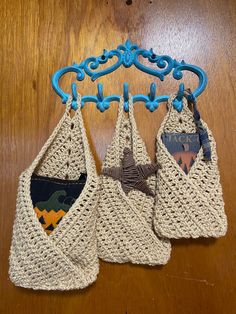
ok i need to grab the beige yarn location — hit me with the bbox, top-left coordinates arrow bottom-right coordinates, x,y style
9,96 -> 99,290
153,94 -> 227,239
97,96 -> 171,265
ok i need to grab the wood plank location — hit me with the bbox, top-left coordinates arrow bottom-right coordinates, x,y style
0,0 -> 236,313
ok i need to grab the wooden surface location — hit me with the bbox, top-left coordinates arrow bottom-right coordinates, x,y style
1,0 -> 236,313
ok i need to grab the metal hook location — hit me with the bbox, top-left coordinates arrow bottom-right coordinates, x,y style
176,83 -> 185,101
71,83 -> 78,110
123,82 -> 129,112
173,83 -> 185,112
97,83 -> 104,101
146,82 -> 159,112
149,82 -> 157,101
96,83 -> 109,112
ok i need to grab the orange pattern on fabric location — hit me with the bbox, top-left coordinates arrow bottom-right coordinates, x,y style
173,151 -> 197,173
34,207 -> 67,235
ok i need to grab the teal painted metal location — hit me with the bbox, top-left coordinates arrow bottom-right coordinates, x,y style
52,40 -> 208,112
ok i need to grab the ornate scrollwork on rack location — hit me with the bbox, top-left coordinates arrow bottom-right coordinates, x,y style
52,40 -> 208,112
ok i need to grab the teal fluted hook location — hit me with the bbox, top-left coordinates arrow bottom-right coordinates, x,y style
71,83 -> 78,110
123,83 -> 129,112
173,83 -> 185,112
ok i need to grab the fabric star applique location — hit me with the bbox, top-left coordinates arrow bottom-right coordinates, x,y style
102,147 -> 160,196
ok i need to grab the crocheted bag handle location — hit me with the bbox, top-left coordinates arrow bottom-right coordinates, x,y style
164,93 -> 211,161
114,94 -> 135,135
113,94 -> 147,161
74,93 -> 98,175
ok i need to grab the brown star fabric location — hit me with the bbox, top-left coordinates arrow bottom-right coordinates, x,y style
102,147 -> 160,196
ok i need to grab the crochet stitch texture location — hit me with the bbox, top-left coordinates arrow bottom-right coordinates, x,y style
97,96 -> 171,265
9,97 -> 99,290
153,95 -> 227,239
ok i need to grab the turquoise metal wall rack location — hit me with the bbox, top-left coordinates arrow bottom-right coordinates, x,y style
52,40 -> 208,112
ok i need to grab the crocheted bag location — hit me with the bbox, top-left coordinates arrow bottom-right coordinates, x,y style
97,96 -> 171,265
9,96 -> 99,290
153,94 -> 227,239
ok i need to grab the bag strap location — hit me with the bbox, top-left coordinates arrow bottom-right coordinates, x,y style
185,89 -> 211,161
164,92 -> 211,161
72,94 -> 98,176
113,94 -> 137,152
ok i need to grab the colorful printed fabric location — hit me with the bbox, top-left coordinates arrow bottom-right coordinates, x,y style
31,173 -> 87,234
161,133 -> 201,174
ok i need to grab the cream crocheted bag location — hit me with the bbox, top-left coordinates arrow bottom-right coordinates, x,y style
97,96 -> 171,265
153,94 -> 227,239
9,96 -> 99,290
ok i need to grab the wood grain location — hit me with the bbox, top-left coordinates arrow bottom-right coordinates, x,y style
1,0 -> 236,313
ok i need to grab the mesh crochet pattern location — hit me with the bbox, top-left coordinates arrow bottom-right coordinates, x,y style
97,96 -> 171,265
153,94 -> 227,239
9,96 -> 100,290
